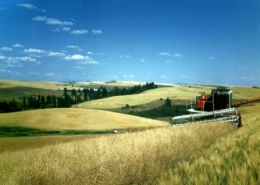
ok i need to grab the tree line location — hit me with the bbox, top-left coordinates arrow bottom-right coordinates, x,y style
0,82 -> 158,113
83,82 -> 157,100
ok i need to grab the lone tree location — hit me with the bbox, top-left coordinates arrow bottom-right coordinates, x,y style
164,97 -> 172,107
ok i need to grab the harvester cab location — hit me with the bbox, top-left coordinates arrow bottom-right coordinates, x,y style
172,87 -> 260,126
195,87 -> 232,112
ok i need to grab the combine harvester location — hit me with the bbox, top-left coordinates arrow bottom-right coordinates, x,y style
171,87 -> 260,126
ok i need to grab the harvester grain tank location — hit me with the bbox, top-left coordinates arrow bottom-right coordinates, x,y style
172,87 -> 260,125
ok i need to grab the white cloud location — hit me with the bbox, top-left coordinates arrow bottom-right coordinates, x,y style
63,54 -> 98,64
180,75 -> 192,79
67,45 -> 79,49
91,29 -> 102,34
3,58 -> 23,67
1,47 -> 13,51
240,76 -> 255,81
17,3 -> 47,12
161,75 -> 166,78
22,48 -> 66,58
17,57 -> 37,62
27,72 -> 40,76
141,59 -> 146,62
64,54 -> 84,60
46,18 -> 73,26
120,55 -> 131,58
77,48 -> 84,52
62,27 -> 71,31
123,74 -> 134,78
71,29 -> 88,35
158,52 -> 182,57
32,16 -> 47,21
23,48 -> 46,54
0,69 -> 12,74
32,16 -> 73,26
0,54 -> 6,60
48,52 -> 65,57
6,56 -> 41,64
87,51 -> 93,55
53,28 -> 61,32
173,53 -> 182,57
12,43 -> 24,48
158,52 -> 170,56
46,73 -> 55,76
74,66 -> 84,69
0,54 -> 40,66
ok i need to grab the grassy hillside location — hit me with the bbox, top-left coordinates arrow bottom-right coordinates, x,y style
1,109 -> 259,184
0,108 -> 167,131
75,85 -> 260,109
0,86 -> 63,102
2,78 -> 259,108
0,79 -> 259,184
156,112 -> 260,185
0,121 -> 237,185
75,85 -> 209,109
0,78 -> 67,90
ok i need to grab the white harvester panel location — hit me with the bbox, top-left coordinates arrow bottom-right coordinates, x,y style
172,108 -> 238,125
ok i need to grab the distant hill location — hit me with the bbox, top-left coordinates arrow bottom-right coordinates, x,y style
75,85 -> 260,109
0,108 -> 167,131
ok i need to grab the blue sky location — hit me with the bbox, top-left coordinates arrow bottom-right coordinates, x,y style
0,0 -> 259,86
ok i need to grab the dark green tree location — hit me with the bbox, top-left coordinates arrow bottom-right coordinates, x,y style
46,95 -> 51,107
71,89 -> 77,103
101,86 -> 108,97
23,96 -> 27,109
89,88 -> 95,100
41,95 -> 46,108
53,95 -> 57,108
164,97 -> 172,107
63,88 -> 68,96
83,88 -> 89,101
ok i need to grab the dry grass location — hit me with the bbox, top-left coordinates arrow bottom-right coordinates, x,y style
76,86 -> 260,109
75,86 -> 211,109
0,135 -> 101,153
0,79 -> 160,90
156,113 -> 260,185
0,122 -> 236,185
0,108 -> 167,130
2,78 -> 260,109
0,78 -> 67,90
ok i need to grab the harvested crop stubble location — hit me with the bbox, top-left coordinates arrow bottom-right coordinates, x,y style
0,122 -> 236,185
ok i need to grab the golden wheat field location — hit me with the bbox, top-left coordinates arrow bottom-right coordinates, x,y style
0,122 -> 237,185
1,79 -> 260,184
76,85 -> 260,109
0,108 -> 166,130
1,110 -> 259,185
156,112 -> 260,185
